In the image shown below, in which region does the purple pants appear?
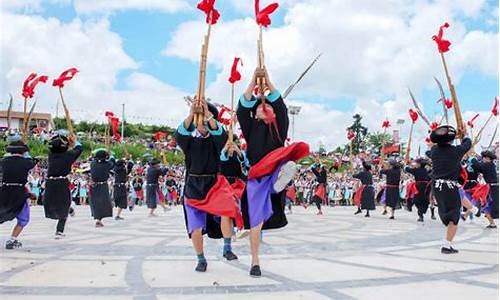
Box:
[16,200,30,227]
[184,202,207,234]
[246,165,282,229]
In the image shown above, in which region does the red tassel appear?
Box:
[346,129,356,140]
[105,111,114,117]
[22,73,48,99]
[382,119,391,128]
[52,67,79,88]
[466,113,480,128]
[228,57,243,83]
[197,0,220,25]
[492,97,498,116]
[408,109,419,123]
[432,22,451,53]
[255,0,279,27]
[444,99,453,109]
[430,122,439,130]
[110,116,121,142]
[217,105,232,126]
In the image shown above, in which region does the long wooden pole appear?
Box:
[405,122,414,163]
[439,53,464,139]
[58,87,74,135]
[22,98,27,142]
[488,124,498,149]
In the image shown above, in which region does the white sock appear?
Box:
[442,239,451,248]
[11,236,17,241]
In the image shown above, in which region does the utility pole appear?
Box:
[121,103,125,140]
[288,105,302,140]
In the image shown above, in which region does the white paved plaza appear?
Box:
[0,205,498,300]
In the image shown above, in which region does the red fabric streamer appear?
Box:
[255,0,279,27]
[492,97,498,116]
[460,167,468,186]
[105,111,114,117]
[231,178,246,200]
[110,116,121,142]
[217,105,232,126]
[22,73,48,99]
[405,181,419,200]
[432,22,451,53]
[52,67,79,88]
[248,142,310,179]
[153,131,167,141]
[467,113,480,128]
[430,122,439,130]
[444,99,453,109]
[382,119,391,129]
[409,109,419,123]
[346,129,356,140]
[186,175,243,229]
[197,0,220,25]
[471,183,490,205]
[228,57,243,84]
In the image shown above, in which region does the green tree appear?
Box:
[347,114,368,154]
[366,132,394,155]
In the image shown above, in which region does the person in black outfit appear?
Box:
[145,159,168,216]
[131,173,144,208]
[405,158,432,222]
[353,161,375,217]
[176,100,241,273]
[89,149,114,227]
[471,150,498,228]
[380,159,401,219]
[1,135,38,249]
[427,125,471,254]
[311,162,327,215]
[113,158,134,220]
[43,132,82,239]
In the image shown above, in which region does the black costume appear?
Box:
[405,164,431,218]
[311,165,327,210]
[381,165,401,210]
[89,153,114,220]
[145,162,168,209]
[0,152,37,225]
[353,169,375,210]
[44,138,82,233]
[428,138,472,225]
[113,160,133,209]
[236,90,289,230]
[471,157,498,219]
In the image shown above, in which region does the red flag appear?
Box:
[105,111,114,118]
[444,99,453,109]
[492,97,499,116]
[430,122,439,130]
[228,57,243,84]
[197,0,220,25]
[110,116,121,142]
[22,73,48,99]
[382,119,391,129]
[408,109,418,123]
[255,0,279,27]
[383,145,400,154]
[52,67,79,88]
[432,22,451,53]
[466,113,480,128]
[153,131,167,141]
[346,129,356,140]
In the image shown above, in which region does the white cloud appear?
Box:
[0,12,188,128]
[73,0,190,15]
[163,0,498,152]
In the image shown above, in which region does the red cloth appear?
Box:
[409,109,418,123]
[136,189,144,200]
[255,0,279,27]
[197,0,220,24]
[110,116,121,142]
[22,73,48,99]
[492,97,499,116]
[467,113,480,128]
[353,185,364,207]
[228,57,242,84]
[460,167,468,186]
[286,186,296,202]
[186,175,243,229]
[470,184,490,205]
[405,181,418,200]
[444,99,453,109]
[430,122,439,130]
[52,67,79,88]
[157,187,165,203]
[248,142,310,179]
[314,183,326,201]
[231,178,246,200]
[432,22,451,53]
[382,119,391,128]
[153,131,167,141]
[217,105,232,126]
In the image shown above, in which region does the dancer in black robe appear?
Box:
[380,159,401,219]
[1,135,37,249]
[236,67,309,277]
[44,132,82,238]
[353,161,375,217]
[311,162,327,215]
[176,101,242,272]
[471,150,498,228]
[90,149,114,227]
[405,158,432,222]
[113,159,133,220]
[145,159,168,216]
[427,125,471,254]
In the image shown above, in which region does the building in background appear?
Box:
[0,111,52,131]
